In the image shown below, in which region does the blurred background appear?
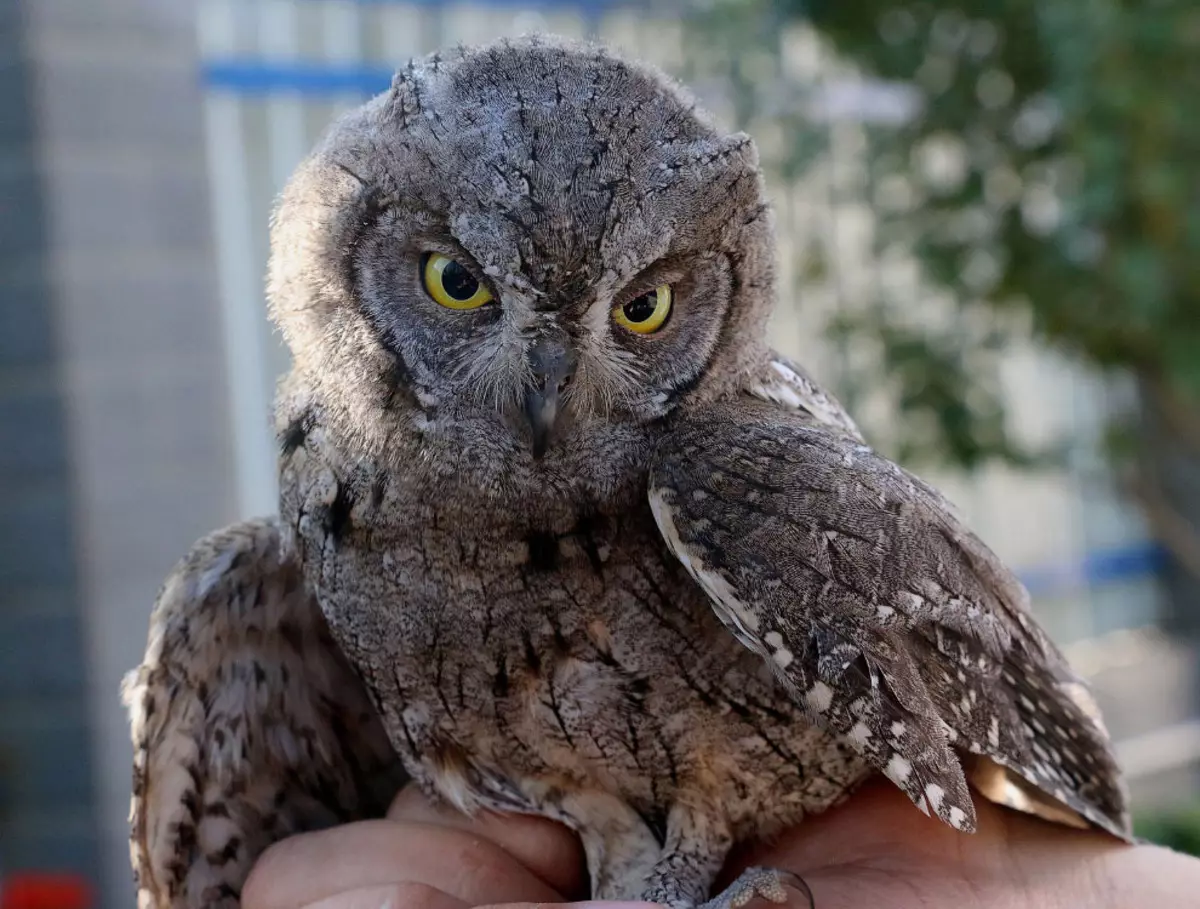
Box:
[1,0,1198,905]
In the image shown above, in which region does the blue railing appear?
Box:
[203,60,395,95]
[1019,541,1167,597]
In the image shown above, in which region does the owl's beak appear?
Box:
[524,341,576,459]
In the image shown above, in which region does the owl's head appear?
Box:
[270,36,775,516]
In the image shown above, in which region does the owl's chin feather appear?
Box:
[418,422,654,526]
[302,394,654,529]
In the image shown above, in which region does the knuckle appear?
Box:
[241,839,299,908]
[387,783,437,820]
[385,880,457,909]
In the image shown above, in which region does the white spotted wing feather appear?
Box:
[649,397,1131,840]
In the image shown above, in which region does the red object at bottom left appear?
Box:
[0,873,92,909]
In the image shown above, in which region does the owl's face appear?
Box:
[270,38,775,518]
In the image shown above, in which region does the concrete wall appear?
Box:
[0,0,98,884]
[5,1,239,905]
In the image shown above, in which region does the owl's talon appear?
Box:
[700,867,814,909]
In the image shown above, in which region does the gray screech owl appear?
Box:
[124,35,1131,909]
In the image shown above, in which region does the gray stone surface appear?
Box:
[0,160,44,257]
[0,599,86,697]
[2,1,237,906]
[0,0,98,887]
[0,273,56,366]
[0,385,71,477]
[0,485,75,587]
[44,164,213,256]
[0,699,96,808]
[0,811,101,881]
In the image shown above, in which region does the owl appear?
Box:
[124,36,1131,909]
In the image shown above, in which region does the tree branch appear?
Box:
[1123,466,1200,582]
[1142,371,1200,459]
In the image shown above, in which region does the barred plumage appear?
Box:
[123,520,404,908]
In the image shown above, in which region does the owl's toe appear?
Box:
[700,867,814,909]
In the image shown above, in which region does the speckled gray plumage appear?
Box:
[125,35,1130,909]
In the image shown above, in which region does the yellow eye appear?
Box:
[613,284,672,334]
[422,253,494,310]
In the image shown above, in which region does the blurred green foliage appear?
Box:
[1136,804,1200,857]
[795,0,1200,399]
[681,0,1200,573]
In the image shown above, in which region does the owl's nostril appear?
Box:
[557,374,572,394]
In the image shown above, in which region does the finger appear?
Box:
[302,882,466,909]
[243,819,562,909]
[388,786,586,898]
[303,895,658,909]
[723,777,941,880]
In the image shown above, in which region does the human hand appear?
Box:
[241,784,649,909]
[730,778,1199,908]
[245,779,1200,909]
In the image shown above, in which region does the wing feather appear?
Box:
[123,518,405,908]
[649,396,1131,840]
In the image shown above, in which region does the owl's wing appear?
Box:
[746,351,866,441]
[648,398,1131,840]
[123,518,406,908]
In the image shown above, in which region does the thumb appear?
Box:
[388,784,587,899]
